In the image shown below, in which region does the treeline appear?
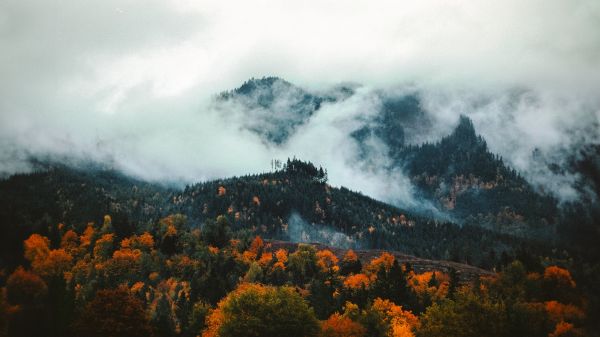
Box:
[0,214,590,337]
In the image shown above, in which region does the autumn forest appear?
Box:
[0,154,598,337]
[1,213,589,337]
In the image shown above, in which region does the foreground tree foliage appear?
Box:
[0,214,592,336]
[3,267,48,337]
[418,291,507,337]
[320,313,366,337]
[72,287,153,337]
[203,283,319,337]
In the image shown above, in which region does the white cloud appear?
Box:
[0,0,599,205]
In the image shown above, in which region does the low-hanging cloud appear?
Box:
[287,212,360,249]
[0,0,599,207]
[416,89,600,202]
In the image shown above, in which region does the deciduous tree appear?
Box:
[72,286,153,337]
[202,283,319,337]
[320,313,366,337]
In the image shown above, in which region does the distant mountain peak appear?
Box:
[215,77,331,145]
[452,115,477,140]
[218,76,298,107]
[231,76,291,96]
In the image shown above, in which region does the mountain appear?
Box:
[351,93,429,157]
[357,103,561,238]
[556,143,600,249]
[215,77,352,144]
[394,116,558,237]
[1,78,598,336]
[0,76,595,279]
[0,159,543,271]
[215,78,560,238]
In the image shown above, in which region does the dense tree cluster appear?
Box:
[0,215,591,336]
[394,116,559,237]
[1,160,550,273]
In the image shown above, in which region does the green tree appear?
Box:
[447,267,459,299]
[186,301,211,337]
[202,216,232,248]
[339,250,362,276]
[288,244,318,285]
[508,302,551,337]
[417,291,507,337]
[203,283,319,337]
[243,261,263,283]
[371,260,410,306]
[152,294,176,337]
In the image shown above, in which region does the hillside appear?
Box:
[2,2,598,335]
[0,79,597,336]
[0,159,539,271]
[0,164,173,267]
[395,116,558,237]
[0,129,596,337]
[215,78,561,239]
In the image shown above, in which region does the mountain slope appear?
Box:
[0,159,541,270]
[395,116,558,237]
[215,78,560,238]
[0,163,173,266]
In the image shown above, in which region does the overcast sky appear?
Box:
[1,0,599,204]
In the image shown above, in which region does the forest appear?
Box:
[0,105,598,337]
[0,213,590,337]
[2,0,599,334]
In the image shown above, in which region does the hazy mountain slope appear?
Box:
[395,116,558,237]
[215,77,351,144]
[216,78,560,238]
[556,143,600,251]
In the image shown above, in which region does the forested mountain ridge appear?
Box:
[0,159,539,271]
[1,77,595,271]
[215,78,561,238]
[0,164,173,267]
[395,116,558,237]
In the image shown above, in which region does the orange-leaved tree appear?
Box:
[320,312,366,337]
